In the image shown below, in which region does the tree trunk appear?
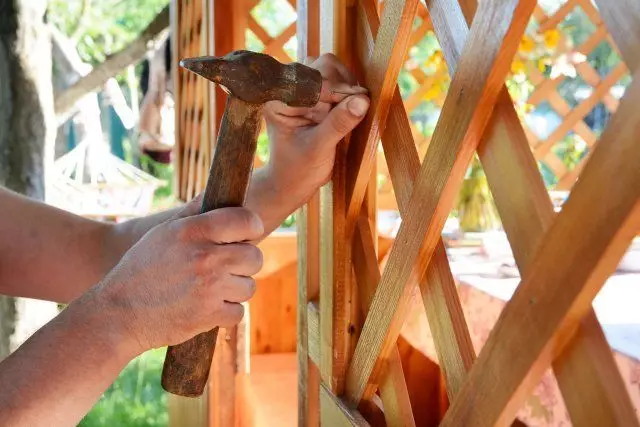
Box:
[0,0,57,359]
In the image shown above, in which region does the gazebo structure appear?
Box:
[169,0,640,426]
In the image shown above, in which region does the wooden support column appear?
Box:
[318,0,354,395]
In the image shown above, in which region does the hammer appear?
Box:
[161,50,325,397]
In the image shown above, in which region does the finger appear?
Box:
[318,80,368,104]
[265,112,315,128]
[216,302,245,327]
[219,275,256,303]
[265,100,311,118]
[313,94,370,144]
[214,243,264,276]
[182,207,264,243]
[304,102,332,123]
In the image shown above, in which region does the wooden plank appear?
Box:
[297,0,321,424]
[344,0,535,405]
[441,68,640,427]
[594,0,640,71]
[320,383,371,427]
[343,0,420,240]
[319,0,355,396]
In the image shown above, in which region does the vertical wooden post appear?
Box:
[297,1,321,425]
[318,0,356,396]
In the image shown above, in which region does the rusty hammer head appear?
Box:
[180,50,323,107]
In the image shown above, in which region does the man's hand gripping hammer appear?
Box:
[161,50,325,397]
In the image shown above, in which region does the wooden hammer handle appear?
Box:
[161,97,263,397]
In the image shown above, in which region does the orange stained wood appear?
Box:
[318,0,355,395]
[440,66,640,426]
[344,0,536,405]
[343,0,420,240]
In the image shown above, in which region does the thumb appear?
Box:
[315,95,370,143]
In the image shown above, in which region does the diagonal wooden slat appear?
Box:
[343,0,420,241]
[352,216,416,427]
[352,0,476,402]
[554,312,640,427]
[440,67,640,427]
[344,0,536,405]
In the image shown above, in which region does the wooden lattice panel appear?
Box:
[375,0,633,211]
[296,1,640,426]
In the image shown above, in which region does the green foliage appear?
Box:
[79,348,168,427]
[48,0,169,66]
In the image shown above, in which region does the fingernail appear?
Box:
[351,85,369,94]
[347,97,369,117]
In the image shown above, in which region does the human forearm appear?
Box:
[245,167,311,237]
[0,291,138,426]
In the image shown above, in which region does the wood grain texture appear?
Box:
[163,97,262,397]
[344,0,535,405]
[319,0,355,395]
[344,0,420,239]
[440,67,640,427]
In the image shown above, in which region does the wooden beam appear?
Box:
[318,0,354,395]
[441,67,640,427]
[344,0,535,405]
[344,0,420,239]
